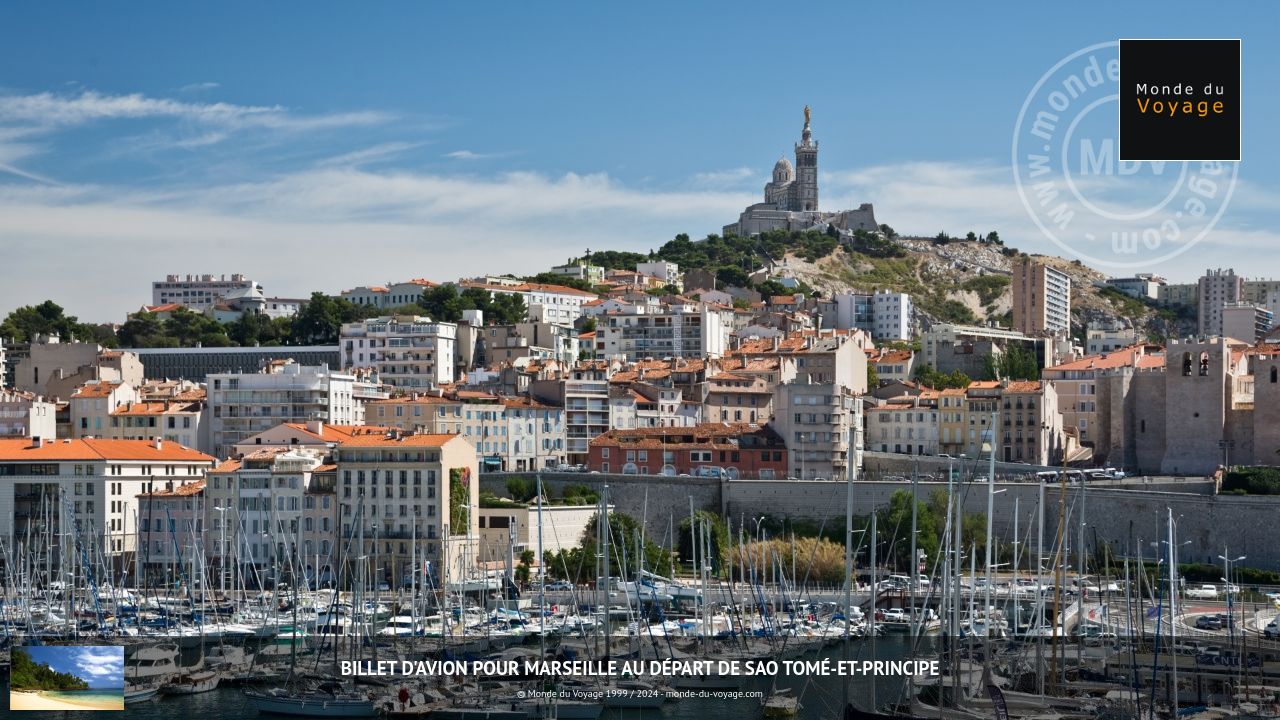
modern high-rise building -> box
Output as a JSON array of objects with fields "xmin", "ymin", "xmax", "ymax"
[
  {"xmin": 1012, "ymin": 257, "xmax": 1071, "ymax": 336},
  {"xmin": 1197, "ymin": 268, "xmax": 1244, "ymax": 337}
]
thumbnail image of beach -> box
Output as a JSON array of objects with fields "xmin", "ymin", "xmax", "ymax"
[{"xmin": 9, "ymin": 646, "xmax": 124, "ymax": 711}]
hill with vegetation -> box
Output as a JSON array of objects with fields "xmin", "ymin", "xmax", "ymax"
[
  {"xmin": 580, "ymin": 226, "xmax": 1196, "ymax": 344},
  {"xmin": 10, "ymin": 647, "xmax": 91, "ymax": 692}
]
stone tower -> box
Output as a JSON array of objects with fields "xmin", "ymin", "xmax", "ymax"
[{"xmin": 792, "ymin": 105, "xmax": 819, "ymax": 212}]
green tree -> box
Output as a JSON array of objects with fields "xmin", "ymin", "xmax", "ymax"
[
  {"xmin": 291, "ymin": 292, "xmax": 349, "ymax": 344},
  {"xmin": 875, "ymin": 490, "xmax": 942, "ymax": 572},
  {"xmin": 678, "ymin": 510, "xmax": 730, "ymax": 576},
  {"xmin": 867, "ymin": 363, "xmax": 880, "ymax": 389},
  {"xmin": 0, "ymin": 300, "xmax": 99, "ymax": 344}
]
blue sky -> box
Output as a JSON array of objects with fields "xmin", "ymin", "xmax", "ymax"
[
  {"xmin": 22, "ymin": 645, "xmax": 124, "ymax": 689},
  {"xmin": 0, "ymin": 2, "xmax": 1276, "ymax": 321}
]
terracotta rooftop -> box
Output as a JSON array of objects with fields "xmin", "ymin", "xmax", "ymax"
[
  {"xmin": 0, "ymin": 438, "xmax": 213, "ymax": 462},
  {"xmin": 337, "ymin": 432, "xmax": 458, "ymax": 448},
  {"xmin": 1045, "ymin": 344, "xmax": 1166, "ymax": 373},
  {"xmin": 138, "ymin": 479, "xmax": 206, "ymax": 498},
  {"xmin": 72, "ymin": 382, "xmax": 122, "ymax": 399}
]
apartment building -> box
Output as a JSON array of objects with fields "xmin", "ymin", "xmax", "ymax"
[
  {"xmin": 333, "ymin": 431, "xmax": 478, "ymax": 588},
  {"xmin": 152, "ymin": 273, "xmax": 258, "ymax": 311},
  {"xmin": 530, "ymin": 364, "xmax": 612, "ymax": 465},
  {"xmin": 703, "ymin": 372, "xmax": 773, "ymax": 424},
  {"xmin": 135, "ymin": 479, "xmax": 206, "ymax": 583},
  {"xmin": 1221, "ymin": 303, "xmax": 1273, "ymax": 343},
  {"xmin": 734, "ymin": 331, "xmax": 870, "ymax": 394},
  {"xmin": 770, "ymin": 380, "xmax": 862, "ymax": 481},
  {"xmin": 587, "ymin": 423, "xmax": 787, "ymax": 479},
  {"xmin": 0, "ymin": 437, "xmax": 214, "ymax": 572},
  {"xmin": 208, "ymin": 362, "xmax": 364, "ymax": 458},
  {"xmin": 997, "ymin": 380, "xmax": 1063, "ymax": 465},
  {"xmin": 339, "ymin": 279, "xmax": 438, "ymax": 309},
  {"xmin": 204, "ymin": 448, "xmax": 328, "ymax": 588},
  {"xmin": 340, "ymin": 315, "xmax": 457, "ymax": 389},
  {"xmin": 16, "ymin": 341, "xmax": 144, "ymax": 400},
  {"xmin": 594, "ymin": 302, "xmax": 730, "ymax": 362},
  {"xmin": 1198, "ymin": 268, "xmax": 1244, "ymax": 337},
  {"xmin": 366, "ymin": 392, "xmax": 567, "ymax": 471},
  {"xmin": 867, "ymin": 393, "xmax": 939, "ymax": 456},
  {"xmin": 1012, "ymin": 257, "xmax": 1071, "ymax": 336},
  {"xmin": 0, "ymin": 389, "xmax": 56, "ymax": 439}
]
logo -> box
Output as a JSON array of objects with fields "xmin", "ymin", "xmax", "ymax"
[{"xmin": 1012, "ymin": 41, "xmax": 1237, "ymax": 269}]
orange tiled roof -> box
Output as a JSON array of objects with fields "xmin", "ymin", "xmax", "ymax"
[
  {"xmin": 337, "ymin": 432, "xmax": 457, "ymax": 448},
  {"xmin": 111, "ymin": 401, "xmax": 200, "ymax": 416},
  {"xmin": 0, "ymin": 438, "xmax": 213, "ymax": 462},
  {"xmin": 143, "ymin": 303, "xmax": 183, "ymax": 313},
  {"xmin": 72, "ymin": 382, "xmax": 122, "ymax": 399},
  {"xmin": 139, "ymin": 479, "xmax": 206, "ymax": 498},
  {"xmin": 279, "ymin": 423, "xmax": 396, "ymax": 442},
  {"xmin": 1004, "ymin": 380, "xmax": 1043, "ymax": 393},
  {"xmin": 209, "ymin": 458, "xmax": 243, "ymax": 473},
  {"xmin": 1046, "ymin": 344, "xmax": 1165, "ymax": 373}
]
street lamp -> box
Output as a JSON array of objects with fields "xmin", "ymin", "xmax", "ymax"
[{"xmin": 1217, "ymin": 552, "xmax": 1246, "ymax": 647}]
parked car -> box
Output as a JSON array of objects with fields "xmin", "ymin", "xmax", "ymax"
[
  {"xmin": 881, "ymin": 608, "xmax": 907, "ymax": 622},
  {"xmin": 1195, "ymin": 615, "xmax": 1223, "ymax": 630},
  {"xmin": 544, "ymin": 580, "xmax": 573, "ymax": 591},
  {"xmin": 1264, "ymin": 618, "xmax": 1279, "ymax": 639}
]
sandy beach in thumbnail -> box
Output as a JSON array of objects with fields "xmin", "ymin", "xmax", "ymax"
[{"xmin": 10, "ymin": 689, "xmax": 125, "ymax": 711}]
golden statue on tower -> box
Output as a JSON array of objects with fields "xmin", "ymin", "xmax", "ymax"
[{"xmin": 804, "ymin": 105, "xmax": 811, "ymax": 125}]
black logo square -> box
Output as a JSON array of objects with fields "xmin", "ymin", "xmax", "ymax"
[{"xmin": 1119, "ymin": 39, "xmax": 1240, "ymax": 161}]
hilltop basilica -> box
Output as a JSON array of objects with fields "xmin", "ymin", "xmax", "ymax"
[{"xmin": 723, "ymin": 106, "xmax": 880, "ymax": 238}]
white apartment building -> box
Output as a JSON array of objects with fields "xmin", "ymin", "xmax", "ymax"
[
  {"xmin": 0, "ymin": 437, "xmax": 214, "ymax": 570},
  {"xmin": 867, "ymin": 397, "xmax": 940, "ymax": 456},
  {"xmin": 152, "ymin": 274, "xmax": 259, "ymax": 311},
  {"xmin": 208, "ymin": 362, "xmax": 362, "ymax": 458},
  {"xmin": 871, "ymin": 290, "xmax": 913, "ymax": 341},
  {"xmin": 366, "ymin": 393, "xmax": 567, "ymax": 472},
  {"xmin": 595, "ymin": 303, "xmax": 730, "ymax": 361},
  {"xmin": 0, "ymin": 389, "xmax": 56, "ymax": 439},
  {"xmin": 1086, "ymin": 322, "xmax": 1138, "ymax": 355},
  {"xmin": 530, "ymin": 365, "xmax": 611, "ymax": 464},
  {"xmin": 339, "ymin": 279, "xmax": 438, "ymax": 309},
  {"xmin": 340, "ymin": 316, "xmax": 457, "ymax": 389},
  {"xmin": 635, "ymin": 261, "xmax": 681, "ymax": 287},
  {"xmin": 204, "ymin": 448, "xmax": 327, "ymax": 585}
]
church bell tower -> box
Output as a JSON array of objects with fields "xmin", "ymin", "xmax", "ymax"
[
  {"xmin": 788, "ymin": 103, "xmax": 819, "ymax": 211},
  {"xmin": 793, "ymin": 105, "xmax": 818, "ymax": 212}
]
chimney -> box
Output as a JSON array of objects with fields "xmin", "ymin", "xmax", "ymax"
[
  {"xmin": 772, "ymin": 337, "xmax": 780, "ymax": 352},
  {"xmin": 307, "ymin": 419, "xmax": 325, "ymax": 436},
  {"xmin": 152, "ymin": 437, "xmax": 163, "ymax": 451},
  {"xmin": 32, "ymin": 436, "xmax": 44, "ymax": 448}
]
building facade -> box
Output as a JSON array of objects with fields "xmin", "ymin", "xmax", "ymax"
[
  {"xmin": 1198, "ymin": 268, "xmax": 1244, "ymax": 337},
  {"xmin": 208, "ymin": 362, "xmax": 363, "ymax": 458},
  {"xmin": 340, "ymin": 315, "xmax": 458, "ymax": 389},
  {"xmin": 1012, "ymin": 257, "xmax": 1071, "ymax": 336},
  {"xmin": 152, "ymin": 274, "xmax": 258, "ymax": 311}
]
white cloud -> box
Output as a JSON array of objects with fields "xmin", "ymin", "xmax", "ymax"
[
  {"xmin": 319, "ymin": 142, "xmax": 424, "ymax": 168},
  {"xmin": 442, "ymin": 149, "xmax": 513, "ymax": 160},
  {"xmin": 72, "ymin": 646, "xmax": 123, "ymax": 679},
  {"xmin": 0, "ymin": 90, "xmax": 393, "ymax": 134},
  {"xmin": 180, "ymin": 81, "xmax": 221, "ymax": 92}
]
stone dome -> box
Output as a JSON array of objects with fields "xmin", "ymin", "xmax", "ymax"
[{"xmin": 772, "ymin": 156, "xmax": 794, "ymax": 181}]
